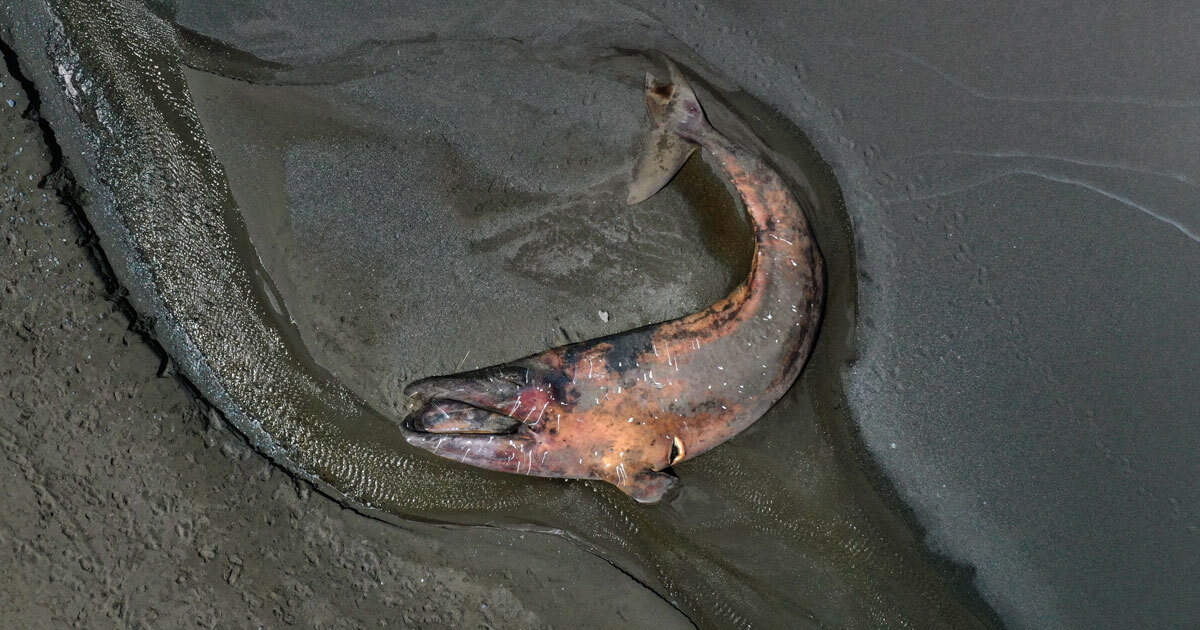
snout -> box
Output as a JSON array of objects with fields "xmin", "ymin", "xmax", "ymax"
[{"xmin": 404, "ymin": 399, "xmax": 520, "ymax": 435}]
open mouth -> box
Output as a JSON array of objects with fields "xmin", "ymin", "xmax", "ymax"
[{"xmin": 403, "ymin": 396, "xmax": 524, "ymax": 436}]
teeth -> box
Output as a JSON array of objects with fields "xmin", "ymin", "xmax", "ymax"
[{"xmin": 670, "ymin": 436, "xmax": 687, "ymax": 466}]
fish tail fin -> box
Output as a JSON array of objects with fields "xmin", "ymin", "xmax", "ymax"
[{"xmin": 626, "ymin": 60, "xmax": 712, "ymax": 205}]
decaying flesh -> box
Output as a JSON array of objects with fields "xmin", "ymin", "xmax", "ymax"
[{"xmin": 402, "ymin": 63, "xmax": 824, "ymax": 503}]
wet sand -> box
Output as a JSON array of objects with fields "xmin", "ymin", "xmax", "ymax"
[
  {"xmin": 4, "ymin": 0, "xmax": 1199, "ymax": 627},
  {"xmin": 0, "ymin": 58, "xmax": 689, "ymax": 629},
  {"xmin": 2, "ymin": 7, "xmax": 991, "ymax": 623},
  {"xmin": 182, "ymin": 63, "xmax": 741, "ymax": 418}
]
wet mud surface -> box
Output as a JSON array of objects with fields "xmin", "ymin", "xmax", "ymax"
[
  {"xmin": 183, "ymin": 62, "xmax": 743, "ymax": 417},
  {"xmin": 3, "ymin": 0, "xmax": 1199, "ymax": 628},
  {"xmin": 4, "ymin": 0, "xmax": 1003, "ymax": 626},
  {"xmin": 0, "ymin": 56, "xmax": 689, "ymax": 629}
]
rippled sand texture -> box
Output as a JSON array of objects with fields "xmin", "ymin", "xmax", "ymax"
[{"xmin": 1, "ymin": 0, "xmax": 1006, "ymax": 627}]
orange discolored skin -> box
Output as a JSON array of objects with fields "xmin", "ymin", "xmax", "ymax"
[{"xmin": 401, "ymin": 64, "xmax": 824, "ymax": 503}]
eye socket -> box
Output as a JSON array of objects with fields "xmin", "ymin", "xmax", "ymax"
[{"xmin": 669, "ymin": 436, "xmax": 687, "ymax": 466}]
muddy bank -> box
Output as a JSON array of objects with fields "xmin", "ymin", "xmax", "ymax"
[
  {"xmin": 6, "ymin": 0, "xmax": 1199, "ymax": 628},
  {"xmin": 0, "ymin": 53, "xmax": 688, "ymax": 629},
  {"xmin": 2, "ymin": 1, "xmax": 992, "ymax": 626}
]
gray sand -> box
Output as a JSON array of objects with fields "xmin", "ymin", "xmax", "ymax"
[
  {"xmin": 173, "ymin": 2, "xmax": 1200, "ymax": 626},
  {"xmin": 3, "ymin": 0, "xmax": 1199, "ymax": 628},
  {"xmin": 183, "ymin": 64, "xmax": 737, "ymax": 418},
  {"xmin": 0, "ymin": 61, "xmax": 688, "ymax": 629}
]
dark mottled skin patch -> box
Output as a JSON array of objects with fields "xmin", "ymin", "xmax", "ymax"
[
  {"xmin": 541, "ymin": 368, "xmax": 577, "ymax": 405},
  {"xmin": 559, "ymin": 325, "xmax": 656, "ymax": 377},
  {"xmin": 688, "ymin": 399, "xmax": 727, "ymax": 415},
  {"xmin": 599, "ymin": 326, "xmax": 657, "ymax": 374}
]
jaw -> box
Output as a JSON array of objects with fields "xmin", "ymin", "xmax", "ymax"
[
  {"xmin": 402, "ymin": 367, "xmax": 683, "ymax": 503},
  {"xmin": 403, "ymin": 412, "xmax": 679, "ymax": 503}
]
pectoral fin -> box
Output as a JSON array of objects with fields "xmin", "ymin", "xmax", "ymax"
[{"xmin": 617, "ymin": 470, "xmax": 680, "ymax": 503}]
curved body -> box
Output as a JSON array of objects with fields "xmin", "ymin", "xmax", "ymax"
[{"xmin": 403, "ymin": 65, "xmax": 824, "ymax": 502}]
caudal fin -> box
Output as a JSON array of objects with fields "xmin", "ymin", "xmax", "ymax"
[{"xmin": 626, "ymin": 61, "xmax": 711, "ymax": 205}]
